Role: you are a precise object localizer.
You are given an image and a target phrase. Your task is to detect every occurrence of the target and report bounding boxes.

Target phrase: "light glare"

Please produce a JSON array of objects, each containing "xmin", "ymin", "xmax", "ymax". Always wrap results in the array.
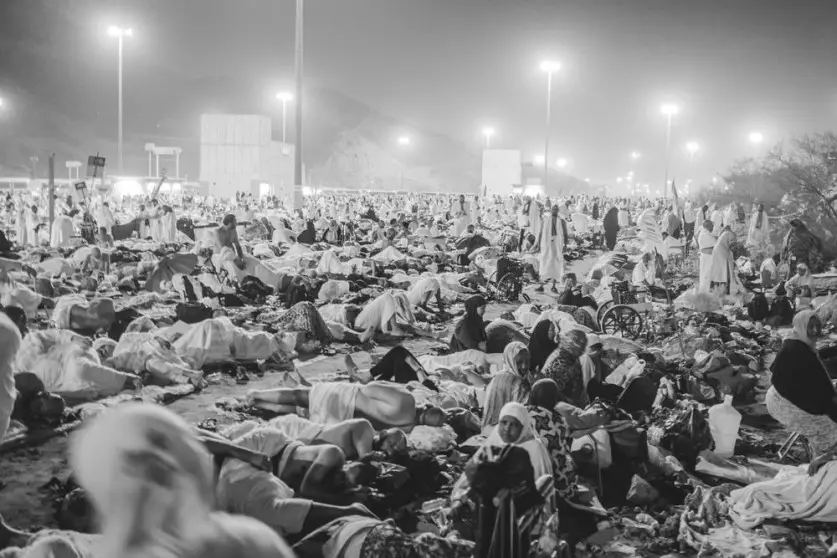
[
  {"xmin": 397, "ymin": 136, "xmax": 410, "ymax": 146},
  {"xmin": 686, "ymin": 141, "xmax": 700, "ymax": 154},
  {"xmin": 540, "ymin": 60, "xmax": 561, "ymax": 73},
  {"xmin": 556, "ymin": 158, "xmax": 568, "ymax": 168},
  {"xmin": 749, "ymin": 132, "xmax": 764, "ymax": 144},
  {"xmin": 660, "ymin": 103, "xmax": 680, "ymax": 116},
  {"xmin": 276, "ymin": 92, "xmax": 293, "ymax": 103}
]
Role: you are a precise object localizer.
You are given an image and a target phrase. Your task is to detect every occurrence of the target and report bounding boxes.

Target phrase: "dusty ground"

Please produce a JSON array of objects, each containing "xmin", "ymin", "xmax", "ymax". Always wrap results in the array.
[{"xmin": 0, "ymin": 255, "xmax": 598, "ymax": 532}]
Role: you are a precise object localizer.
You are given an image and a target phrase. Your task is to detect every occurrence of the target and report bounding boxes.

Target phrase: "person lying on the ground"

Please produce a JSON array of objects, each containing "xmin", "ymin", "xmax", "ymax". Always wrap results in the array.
[
  {"xmin": 103, "ymin": 332, "xmax": 206, "ymax": 387},
  {"xmin": 51, "ymin": 295, "xmax": 116, "ymax": 335},
  {"xmin": 352, "ymin": 291, "xmax": 441, "ymax": 339},
  {"xmin": 216, "ymin": 424, "xmax": 378, "ymax": 538},
  {"xmin": 261, "ymin": 415, "xmax": 408, "ymax": 460},
  {"xmin": 15, "ymin": 329, "xmax": 141, "ymax": 401},
  {"xmin": 247, "ymin": 381, "xmax": 447, "ymax": 432}
]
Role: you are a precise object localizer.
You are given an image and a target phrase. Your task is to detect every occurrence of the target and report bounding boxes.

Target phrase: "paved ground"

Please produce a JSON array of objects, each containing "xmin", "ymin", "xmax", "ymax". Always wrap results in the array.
[{"xmin": 0, "ymin": 254, "xmax": 599, "ymax": 531}]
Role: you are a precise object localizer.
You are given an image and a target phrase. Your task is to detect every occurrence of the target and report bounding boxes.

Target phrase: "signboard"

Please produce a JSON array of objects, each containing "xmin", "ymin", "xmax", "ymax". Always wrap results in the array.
[
  {"xmin": 86, "ymin": 155, "xmax": 106, "ymax": 178},
  {"xmin": 74, "ymin": 181, "xmax": 87, "ymax": 191}
]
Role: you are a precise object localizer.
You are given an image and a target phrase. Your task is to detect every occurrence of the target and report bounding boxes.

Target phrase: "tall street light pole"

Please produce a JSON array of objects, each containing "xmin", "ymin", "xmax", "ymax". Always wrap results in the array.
[
  {"xmin": 748, "ymin": 132, "xmax": 764, "ymax": 202},
  {"xmin": 108, "ymin": 26, "xmax": 133, "ymax": 172},
  {"xmin": 686, "ymin": 141, "xmax": 700, "ymax": 161},
  {"xmin": 293, "ymin": 0, "xmax": 304, "ymax": 209},
  {"xmin": 397, "ymin": 136, "xmax": 410, "ymax": 189},
  {"xmin": 540, "ymin": 60, "xmax": 560, "ymax": 193},
  {"xmin": 660, "ymin": 103, "xmax": 680, "ymax": 199},
  {"xmin": 482, "ymin": 127, "xmax": 495, "ymax": 149},
  {"xmin": 276, "ymin": 92, "xmax": 293, "ymax": 145}
]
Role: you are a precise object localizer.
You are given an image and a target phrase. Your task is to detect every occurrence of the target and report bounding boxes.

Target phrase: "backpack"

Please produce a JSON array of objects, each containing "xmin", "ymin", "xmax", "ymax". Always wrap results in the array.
[{"xmin": 748, "ymin": 291, "xmax": 769, "ymax": 321}]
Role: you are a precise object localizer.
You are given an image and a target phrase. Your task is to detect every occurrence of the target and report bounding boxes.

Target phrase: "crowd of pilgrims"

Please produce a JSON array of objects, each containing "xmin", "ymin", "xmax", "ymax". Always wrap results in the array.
[{"xmin": 0, "ymin": 186, "xmax": 831, "ymax": 558}]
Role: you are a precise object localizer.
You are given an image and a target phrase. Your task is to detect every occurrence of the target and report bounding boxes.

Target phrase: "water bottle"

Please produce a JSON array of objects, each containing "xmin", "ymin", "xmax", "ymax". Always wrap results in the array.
[{"xmin": 708, "ymin": 395, "xmax": 741, "ymax": 458}]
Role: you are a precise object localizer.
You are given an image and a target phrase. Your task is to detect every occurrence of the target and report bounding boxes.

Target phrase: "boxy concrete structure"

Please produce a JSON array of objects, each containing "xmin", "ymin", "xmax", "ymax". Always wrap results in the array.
[{"xmin": 199, "ymin": 114, "xmax": 296, "ymax": 201}]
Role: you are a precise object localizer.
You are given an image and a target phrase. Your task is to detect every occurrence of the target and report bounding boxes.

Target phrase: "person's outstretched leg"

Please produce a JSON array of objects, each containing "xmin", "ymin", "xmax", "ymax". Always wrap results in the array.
[{"xmin": 247, "ymin": 387, "xmax": 309, "ymax": 414}]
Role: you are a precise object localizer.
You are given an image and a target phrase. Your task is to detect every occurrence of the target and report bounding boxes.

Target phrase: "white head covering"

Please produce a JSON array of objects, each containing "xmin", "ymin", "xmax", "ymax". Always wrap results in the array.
[{"xmin": 485, "ymin": 402, "xmax": 553, "ymax": 481}]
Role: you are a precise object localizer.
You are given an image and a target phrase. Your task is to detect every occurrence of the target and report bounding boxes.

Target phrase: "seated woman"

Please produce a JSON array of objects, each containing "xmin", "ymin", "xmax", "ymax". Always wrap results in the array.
[
  {"xmin": 452, "ymin": 402, "xmax": 552, "ymax": 499},
  {"xmin": 766, "ymin": 283, "xmax": 795, "ymax": 327},
  {"xmin": 767, "ymin": 310, "xmax": 837, "ymax": 459},
  {"xmin": 542, "ymin": 330, "xmax": 589, "ymax": 408},
  {"xmin": 449, "ymin": 294, "xmax": 487, "ymax": 352},
  {"xmin": 526, "ymin": 379, "xmax": 578, "ymax": 501},
  {"xmin": 247, "ymin": 381, "xmax": 447, "ymax": 431},
  {"xmin": 482, "ymin": 341, "xmax": 531, "ymax": 432},
  {"xmin": 528, "ymin": 320, "xmax": 559, "ymax": 376}
]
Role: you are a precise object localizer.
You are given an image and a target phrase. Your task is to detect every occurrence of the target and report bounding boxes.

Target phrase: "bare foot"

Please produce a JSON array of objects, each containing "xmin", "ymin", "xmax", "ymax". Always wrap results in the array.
[
  {"xmin": 344, "ymin": 354, "xmax": 360, "ymax": 375},
  {"xmin": 345, "ymin": 355, "xmax": 372, "ymax": 383},
  {"xmin": 359, "ymin": 327, "xmax": 376, "ymax": 344}
]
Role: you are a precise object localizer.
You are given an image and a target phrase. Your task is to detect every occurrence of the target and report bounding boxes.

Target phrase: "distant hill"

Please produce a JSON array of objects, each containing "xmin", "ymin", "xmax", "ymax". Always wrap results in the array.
[{"xmin": 0, "ymin": 70, "xmax": 484, "ymax": 191}]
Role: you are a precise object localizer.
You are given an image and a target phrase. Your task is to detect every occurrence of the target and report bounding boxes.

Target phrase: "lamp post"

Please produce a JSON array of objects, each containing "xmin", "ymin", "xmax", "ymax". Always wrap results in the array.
[
  {"xmin": 686, "ymin": 141, "xmax": 700, "ymax": 161},
  {"xmin": 107, "ymin": 26, "xmax": 133, "ymax": 172},
  {"xmin": 397, "ymin": 136, "xmax": 410, "ymax": 190},
  {"xmin": 482, "ymin": 127, "xmax": 495, "ymax": 149},
  {"xmin": 660, "ymin": 103, "xmax": 680, "ymax": 199},
  {"xmin": 540, "ymin": 60, "xmax": 561, "ymax": 192},
  {"xmin": 276, "ymin": 92, "xmax": 293, "ymax": 146},
  {"xmin": 748, "ymin": 132, "xmax": 764, "ymax": 201}
]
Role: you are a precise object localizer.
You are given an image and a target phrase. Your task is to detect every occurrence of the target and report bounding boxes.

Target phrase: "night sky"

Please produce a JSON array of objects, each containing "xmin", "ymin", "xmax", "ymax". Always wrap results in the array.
[{"xmin": 2, "ymin": 0, "xmax": 837, "ymax": 186}]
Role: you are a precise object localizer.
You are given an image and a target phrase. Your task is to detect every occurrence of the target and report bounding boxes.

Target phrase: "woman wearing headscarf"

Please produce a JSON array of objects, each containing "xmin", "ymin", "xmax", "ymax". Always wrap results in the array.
[
  {"xmin": 696, "ymin": 220, "xmax": 716, "ymax": 293},
  {"xmin": 297, "ymin": 220, "xmax": 317, "ymax": 244},
  {"xmin": 453, "ymin": 402, "xmax": 553, "ymax": 502},
  {"xmin": 528, "ymin": 320, "xmax": 559, "ymax": 375},
  {"xmin": 602, "ymin": 206, "xmax": 620, "ymax": 251},
  {"xmin": 535, "ymin": 205, "xmax": 565, "ymax": 293},
  {"xmin": 62, "ymin": 403, "xmax": 293, "ymax": 558},
  {"xmin": 541, "ymin": 329, "xmax": 588, "ymax": 408},
  {"xmin": 450, "ymin": 295, "xmax": 487, "ymax": 352},
  {"xmin": 526, "ymin": 379, "xmax": 578, "ymax": 500},
  {"xmin": 708, "ymin": 229, "xmax": 744, "ymax": 296},
  {"xmin": 481, "ymin": 341, "xmax": 532, "ymax": 431},
  {"xmin": 782, "ymin": 219, "xmax": 824, "ymax": 272},
  {"xmin": 767, "ymin": 311, "xmax": 837, "ymax": 459},
  {"xmin": 785, "ymin": 262, "xmax": 815, "ymax": 300}
]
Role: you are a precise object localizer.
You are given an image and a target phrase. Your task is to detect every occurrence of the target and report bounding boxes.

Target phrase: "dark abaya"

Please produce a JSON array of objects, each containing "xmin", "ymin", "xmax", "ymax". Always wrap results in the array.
[
  {"xmin": 603, "ymin": 207, "xmax": 619, "ymax": 251},
  {"xmin": 528, "ymin": 320, "xmax": 558, "ymax": 374}
]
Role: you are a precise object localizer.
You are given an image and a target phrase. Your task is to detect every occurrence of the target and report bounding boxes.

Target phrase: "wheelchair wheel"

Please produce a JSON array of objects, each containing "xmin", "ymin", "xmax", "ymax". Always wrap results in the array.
[
  {"xmin": 600, "ymin": 305, "xmax": 643, "ymax": 339},
  {"xmin": 596, "ymin": 300, "xmax": 614, "ymax": 328},
  {"xmin": 497, "ymin": 273, "xmax": 522, "ymax": 302}
]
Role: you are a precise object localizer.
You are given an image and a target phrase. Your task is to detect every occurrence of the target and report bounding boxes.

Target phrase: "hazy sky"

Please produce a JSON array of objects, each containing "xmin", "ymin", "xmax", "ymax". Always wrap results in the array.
[{"xmin": 2, "ymin": 0, "xmax": 837, "ymax": 185}]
